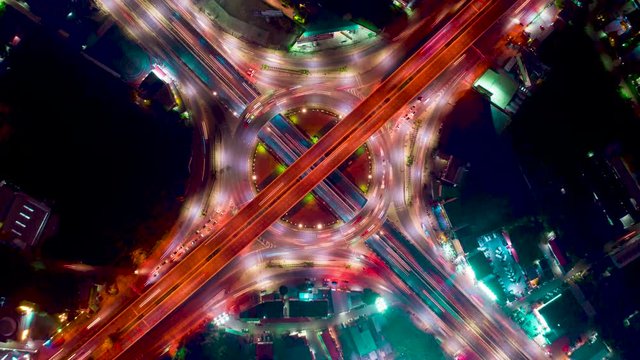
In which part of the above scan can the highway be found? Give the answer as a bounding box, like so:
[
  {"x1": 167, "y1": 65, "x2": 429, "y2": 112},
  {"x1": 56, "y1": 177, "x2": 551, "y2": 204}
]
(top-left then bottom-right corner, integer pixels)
[
  {"x1": 99, "y1": 0, "x2": 259, "y2": 114},
  {"x1": 52, "y1": 0, "x2": 538, "y2": 359},
  {"x1": 258, "y1": 113, "x2": 366, "y2": 222},
  {"x1": 228, "y1": 87, "x2": 391, "y2": 248},
  {"x1": 37, "y1": 0, "x2": 556, "y2": 358},
  {"x1": 367, "y1": 221, "x2": 542, "y2": 359},
  {"x1": 162, "y1": 0, "x2": 471, "y2": 90}
]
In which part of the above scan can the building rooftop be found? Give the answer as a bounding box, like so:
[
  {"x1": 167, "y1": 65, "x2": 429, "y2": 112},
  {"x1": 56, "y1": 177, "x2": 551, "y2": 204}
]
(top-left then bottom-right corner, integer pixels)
[
  {"x1": 571, "y1": 338, "x2": 611, "y2": 360},
  {"x1": 275, "y1": 335, "x2": 312, "y2": 360},
  {"x1": 537, "y1": 291, "x2": 588, "y2": 343},
  {"x1": 473, "y1": 69, "x2": 518, "y2": 110},
  {"x1": 256, "y1": 341, "x2": 274, "y2": 360},
  {"x1": 239, "y1": 301, "x2": 283, "y2": 319},
  {"x1": 0, "y1": 182, "x2": 50, "y2": 249},
  {"x1": 289, "y1": 300, "x2": 328, "y2": 318},
  {"x1": 346, "y1": 320, "x2": 377, "y2": 357}
]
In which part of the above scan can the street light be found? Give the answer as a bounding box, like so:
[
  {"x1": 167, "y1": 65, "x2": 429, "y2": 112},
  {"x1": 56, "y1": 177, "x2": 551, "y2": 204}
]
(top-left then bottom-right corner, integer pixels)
[
  {"x1": 375, "y1": 297, "x2": 388, "y2": 313},
  {"x1": 213, "y1": 312, "x2": 230, "y2": 326},
  {"x1": 17, "y1": 305, "x2": 33, "y2": 314}
]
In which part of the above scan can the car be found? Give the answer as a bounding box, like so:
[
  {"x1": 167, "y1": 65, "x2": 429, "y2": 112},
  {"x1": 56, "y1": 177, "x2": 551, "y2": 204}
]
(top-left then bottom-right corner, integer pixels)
[
  {"x1": 176, "y1": 246, "x2": 187, "y2": 258},
  {"x1": 51, "y1": 336, "x2": 66, "y2": 348}
]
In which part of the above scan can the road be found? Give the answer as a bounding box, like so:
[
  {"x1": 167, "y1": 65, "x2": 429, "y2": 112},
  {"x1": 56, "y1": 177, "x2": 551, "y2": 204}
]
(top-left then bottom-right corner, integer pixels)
[
  {"x1": 41, "y1": 0, "x2": 552, "y2": 358},
  {"x1": 368, "y1": 221, "x2": 543, "y2": 359},
  {"x1": 99, "y1": 0, "x2": 259, "y2": 114},
  {"x1": 163, "y1": 0, "x2": 471, "y2": 90},
  {"x1": 228, "y1": 87, "x2": 391, "y2": 248}
]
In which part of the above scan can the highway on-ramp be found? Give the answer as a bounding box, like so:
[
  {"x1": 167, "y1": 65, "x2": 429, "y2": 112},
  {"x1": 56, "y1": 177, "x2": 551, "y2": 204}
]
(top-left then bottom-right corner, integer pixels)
[{"x1": 47, "y1": 0, "x2": 545, "y2": 359}]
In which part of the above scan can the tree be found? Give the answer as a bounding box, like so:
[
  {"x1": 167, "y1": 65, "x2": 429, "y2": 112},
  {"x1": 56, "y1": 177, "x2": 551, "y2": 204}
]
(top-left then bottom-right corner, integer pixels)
[
  {"x1": 507, "y1": 217, "x2": 546, "y2": 267},
  {"x1": 130, "y1": 248, "x2": 147, "y2": 266},
  {"x1": 173, "y1": 347, "x2": 187, "y2": 360},
  {"x1": 381, "y1": 308, "x2": 446, "y2": 360},
  {"x1": 362, "y1": 288, "x2": 379, "y2": 305}
]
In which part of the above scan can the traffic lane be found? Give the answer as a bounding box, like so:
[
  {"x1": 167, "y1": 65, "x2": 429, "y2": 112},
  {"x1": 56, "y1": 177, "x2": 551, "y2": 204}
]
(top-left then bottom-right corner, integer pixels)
[
  {"x1": 394, "y1": 51, "x2": 481, "y2": 256},
  {"x1": 52, "y1": 0, "x2": 420, "y2": 355},
  {"x1": 375, "y1": 229, "x2": 538, "y2": 359},
  {"x1": 70, "y1": 0, "x2": 507, "y2": 355},
  {"x1": 117, "y1": 254, "x2": 392, "y2": 359},
  {"x1": 101, "y1": 237, "x2": 258, "y2": 358},
  {"x1": 385, "y1": 221, "x2": 543, "y2": 358},
  {"x1": 215, "y1": 0, "x2": 510, "y2": 300},
  {"x1": 44, "y1": 34, "x2": 221, "y2": 360},
  {"x1": 248, "y1": 0, "x2": 543, "y2": 356},
  {"x1": 366, "y1": 235, "x2": 496, "y2": 357},
  {"x1": 114, "y1": 259, "x2": 249, "y2": 359},
  {"x1": 164, "y1": 0, "x2": 470, "y2": 89},
  {"x1": 107, "y1": 0, "x2": 251, "y2": 110},
  {"x1": 56, "y1": 189, "x2": 265, "y2": 359}
]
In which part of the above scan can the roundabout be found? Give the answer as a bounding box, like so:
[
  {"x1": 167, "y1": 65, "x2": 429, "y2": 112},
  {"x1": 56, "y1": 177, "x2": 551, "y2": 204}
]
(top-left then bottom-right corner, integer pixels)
[
  {"x1": 228, "y1": 87, "x2": 392, "y2": 245},
  {"x1": 251, "y1": 107, "x2": 373, "y2": 229}
]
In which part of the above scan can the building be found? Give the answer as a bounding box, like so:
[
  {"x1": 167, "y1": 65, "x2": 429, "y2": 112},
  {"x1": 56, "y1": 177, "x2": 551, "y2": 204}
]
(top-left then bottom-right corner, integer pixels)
[
  {"x1": 320, "y1": 329, "x2": 341, "y2": 360},
  {"x1": 337, "y1": 317, "x2": 383, "y2": 359},
  {"x1": 473, "y1": 68, "x2": 519, "y2": 112},
  {"x1": 288, "y1": 300, "x2": 328, "y2": 318},
  {"x1": 0, "y1": 181, "x2": 50, "y2": 249},
  {"x1": 436, "y1": 152, "x2": 469, "y2": 187},
  {"x1": 240, "y1": 301, "x2": 283, "y2": 320},
  {"x1": 289, "y1": 13, "x2": 377, "y2": 53},
  {"x1": 346, "y1": 321, "x2": 376, "y2": 358},
  {"x1": 609, "y1": 155, "x2": 640, "y2": 215},
  {"x1": 256, "y1": 336, "x2": 274, "y2": 360},
  {"x1": 138, "y1": 70, "x2": 179, "y2": 111},
  {"x1": 275, "y1": 334, "x2": 312, "y2": 360},
  {"x1": 608, "y1": 230, "x2": 640, "y2": 268},
  {"x1": 535, "y1": 291, "x2": 589, "y2": 346},
  {"x1": 580, "y1": 153, "x2": 639, "y2": 231}
]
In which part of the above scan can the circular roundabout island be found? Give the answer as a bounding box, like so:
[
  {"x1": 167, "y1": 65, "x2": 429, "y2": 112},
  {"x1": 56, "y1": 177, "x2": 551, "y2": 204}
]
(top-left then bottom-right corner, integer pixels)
[{"x1": 251, "y1": 106, "x2": 373, "y2": 229}]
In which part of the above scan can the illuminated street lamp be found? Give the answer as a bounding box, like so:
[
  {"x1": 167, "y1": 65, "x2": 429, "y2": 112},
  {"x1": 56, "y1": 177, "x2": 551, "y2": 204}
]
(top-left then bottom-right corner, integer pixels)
[
  {"x1": 213, "y1": 312, "x2": 230, "y2": 326},
  {"x1": 17, "y1": 305, "x2": 33, "y2": 314},
  {"x1": 375, "y1": 297, "x2": 388, "y2": 313}
]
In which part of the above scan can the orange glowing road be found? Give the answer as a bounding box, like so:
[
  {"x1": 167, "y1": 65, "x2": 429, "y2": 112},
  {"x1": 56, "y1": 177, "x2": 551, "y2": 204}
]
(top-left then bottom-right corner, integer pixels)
[{"x1": 47, "y1": 0, "x2": 541, "y2": 359}]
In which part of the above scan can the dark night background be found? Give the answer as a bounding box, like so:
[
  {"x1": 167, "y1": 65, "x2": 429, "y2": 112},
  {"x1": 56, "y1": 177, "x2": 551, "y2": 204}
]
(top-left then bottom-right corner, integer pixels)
[
  {"x1": 1, "y1": 0, "x2": 639, "y2": 357},
  {"x1": 0, "y1": 8, "x2": 192, "y2": 311},
  {"x1": 440, "y1": 21, "x2": 640, "y2": 357}
]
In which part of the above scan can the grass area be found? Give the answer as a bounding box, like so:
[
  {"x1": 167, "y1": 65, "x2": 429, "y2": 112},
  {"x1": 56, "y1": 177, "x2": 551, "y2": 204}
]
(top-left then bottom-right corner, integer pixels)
[
  {"x1": 379, "y1": 308, "x2": 446, "y2": 360},
  {"x1": 179, "y1": 326, "x2": 255, "y2": 360}
]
